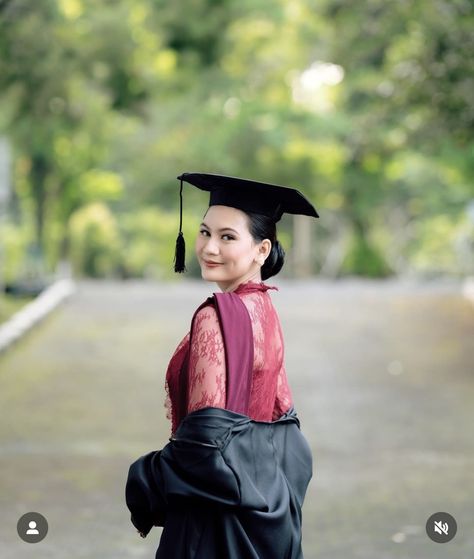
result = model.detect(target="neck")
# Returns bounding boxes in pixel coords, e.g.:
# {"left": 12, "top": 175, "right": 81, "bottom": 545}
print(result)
{"left": 218, "top": 269, "right": 262, "bottom": 293}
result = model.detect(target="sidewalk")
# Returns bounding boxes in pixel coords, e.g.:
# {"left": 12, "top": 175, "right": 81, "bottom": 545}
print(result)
{"left": 0, "top": 278, "right": 472, "bottom": 558}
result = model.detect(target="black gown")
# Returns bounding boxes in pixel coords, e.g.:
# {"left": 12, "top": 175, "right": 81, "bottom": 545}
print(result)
{"left": 125, "top": 289, "right": 313, "bottom": 558}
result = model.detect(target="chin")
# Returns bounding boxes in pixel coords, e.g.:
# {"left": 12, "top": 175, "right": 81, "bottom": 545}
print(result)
{"left": 201, "top": 269, "right": 224, "bottom": 280}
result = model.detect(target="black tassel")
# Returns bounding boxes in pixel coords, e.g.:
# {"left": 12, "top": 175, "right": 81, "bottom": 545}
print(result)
{"left": 174, "top": 231, "right": 186, "bottom": 273}
{"left": 174, "top": 178, "right": 186, "bottom": 273}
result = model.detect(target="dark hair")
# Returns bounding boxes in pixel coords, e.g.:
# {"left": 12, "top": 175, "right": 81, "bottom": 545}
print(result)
{"left": 244, "top": 211, "right": 285, "bottom": 280}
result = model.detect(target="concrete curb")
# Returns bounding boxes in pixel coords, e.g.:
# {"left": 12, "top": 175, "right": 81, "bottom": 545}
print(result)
{"left": 0, "top": 278, "right": 77, "bottom": 355}
{"left": 462, "top": 276, "right": 474, "bottom": 306}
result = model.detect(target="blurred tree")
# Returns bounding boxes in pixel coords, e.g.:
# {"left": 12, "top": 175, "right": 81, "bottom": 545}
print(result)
{"left": 0, "top": 0, "right": 471, "bottom": 280}
{"left": 0, "top": 0, "right": 157, "bottom": 272}
{"left": 152, "top": 0, "right": 235, "bottom": 67}
{"left": 325, "top": 0, "right": 474, "bottom": 146}
{"left": 320, "top": 0, "right": 474, "bottom": 275}
{"left": 68, "top": 202, "right": 121, "bottom": 277}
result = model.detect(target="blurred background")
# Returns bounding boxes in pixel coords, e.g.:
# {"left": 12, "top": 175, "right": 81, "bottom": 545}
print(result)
{"left": 0, "top": 1, "right": 473, "bottom": 558}
{"left": 0, "top": 0, "right": 472, "bottom": 301}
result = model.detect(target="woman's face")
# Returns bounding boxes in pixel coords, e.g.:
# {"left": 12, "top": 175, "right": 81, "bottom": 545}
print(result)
{"left": 195, "top": 205, "right": 271, "bottom": 292}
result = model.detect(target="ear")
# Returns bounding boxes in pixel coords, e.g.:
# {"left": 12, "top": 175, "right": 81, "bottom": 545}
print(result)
{"left": 259, "top": 239, "right": 272, "bottom": 260}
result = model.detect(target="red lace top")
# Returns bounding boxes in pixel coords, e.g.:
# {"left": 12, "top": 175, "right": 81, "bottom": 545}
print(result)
{"left": 164, "top": 280, "right": 293, "bottom": 436}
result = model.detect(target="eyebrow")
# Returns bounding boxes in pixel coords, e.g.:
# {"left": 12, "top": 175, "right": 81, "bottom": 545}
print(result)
{"left": 200, "top": 222, "right": 239, "bottom": 234}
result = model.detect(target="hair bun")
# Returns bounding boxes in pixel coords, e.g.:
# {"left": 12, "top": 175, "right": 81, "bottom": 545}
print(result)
{"left": 244, "top": 211, "right": 285, "bottom": 280}
{"left": 261, "top": 239, "right": 285, "bottom": 281}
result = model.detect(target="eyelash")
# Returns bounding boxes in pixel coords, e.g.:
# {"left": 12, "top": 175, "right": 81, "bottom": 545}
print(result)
{"left": 199, "top": 230, "right": 235, "bottom": 241}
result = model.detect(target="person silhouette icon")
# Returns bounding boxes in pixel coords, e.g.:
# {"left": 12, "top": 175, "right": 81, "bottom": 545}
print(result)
{"left": 26, "top": 521, "right": 39, "bottom": 535}
{"left": 17, "top": 512, "right": 48, "bottom": 543}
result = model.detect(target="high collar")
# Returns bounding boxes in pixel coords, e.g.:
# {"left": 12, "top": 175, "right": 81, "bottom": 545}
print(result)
{"left": 232, "top": 280, "right": 279, "bottom": 295}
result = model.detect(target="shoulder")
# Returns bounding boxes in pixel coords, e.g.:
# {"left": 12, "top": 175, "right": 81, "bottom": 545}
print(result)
{"left": 189, "top": 303, "right": 225, "bottom": 360}
{"left": 194, "top": 302, "right": 219, "bottom": 324}
{"left": 192, "top": 303, "right": 222, "bottom": 339}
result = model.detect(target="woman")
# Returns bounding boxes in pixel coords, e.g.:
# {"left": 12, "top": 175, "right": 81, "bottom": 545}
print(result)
{"left": 126, "top": 172, "right": 319, "bottom": 559}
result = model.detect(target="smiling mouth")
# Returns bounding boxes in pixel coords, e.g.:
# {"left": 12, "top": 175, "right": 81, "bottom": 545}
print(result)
{"left": 203, "top": 260, "right": 222, "bottom": 266}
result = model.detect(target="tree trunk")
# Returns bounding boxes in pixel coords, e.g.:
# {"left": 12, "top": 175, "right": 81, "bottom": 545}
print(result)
{"left": 30, "top": 153, "right": 49, "bottom": 255}
{"left": 292, "top": 214, "right": 313, "bottom": 278}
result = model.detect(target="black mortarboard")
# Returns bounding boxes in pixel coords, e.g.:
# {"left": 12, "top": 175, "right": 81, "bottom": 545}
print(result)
{"left": 173, "top": 172, "right": 319, "bottom": 273}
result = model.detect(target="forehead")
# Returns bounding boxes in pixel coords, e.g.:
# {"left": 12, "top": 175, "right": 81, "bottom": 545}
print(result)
{"left": 203, "top": 205, "right": 249, "bottom": 230}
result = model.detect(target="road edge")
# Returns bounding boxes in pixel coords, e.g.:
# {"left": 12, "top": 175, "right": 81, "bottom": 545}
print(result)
{"left": 0, "top": 278, "right": 77, "bottom": 355}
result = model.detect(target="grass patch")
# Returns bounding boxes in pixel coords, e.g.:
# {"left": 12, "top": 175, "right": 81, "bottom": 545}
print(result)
{"left": 0, "top": 293, "right": 35, "bottom": 324}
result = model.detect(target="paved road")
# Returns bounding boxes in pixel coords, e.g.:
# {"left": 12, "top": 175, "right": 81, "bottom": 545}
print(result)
{"left": 0, "top": 278, "right": 472, "bottom": 558}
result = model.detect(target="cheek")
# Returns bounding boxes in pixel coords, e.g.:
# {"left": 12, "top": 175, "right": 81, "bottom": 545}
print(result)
{"left": 228, "top": 243, "right": 254, "bottom": 263}
{"left": 195, "top": 237, "right": 205, "bottom": 252}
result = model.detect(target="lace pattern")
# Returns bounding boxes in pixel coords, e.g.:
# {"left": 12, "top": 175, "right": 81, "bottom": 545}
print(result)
{"left": 164, "top": 281, "right": 293, "bottom": 435}
{"left": 187, "top": 306, "right": 227, "bottom": 412}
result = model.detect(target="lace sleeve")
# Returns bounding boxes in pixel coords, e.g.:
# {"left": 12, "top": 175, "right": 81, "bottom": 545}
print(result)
{"left": 187, "top": 305, "right": 226, "bottom": 414}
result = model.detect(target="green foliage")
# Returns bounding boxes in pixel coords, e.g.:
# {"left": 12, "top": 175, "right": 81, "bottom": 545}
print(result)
{"left": 409, "top": 213, "right": 474, "bottom": 277}
{"left": 117, "top": 207, "right": 201, "bottom": 279}
{"left": 68, "top": 203, "right": 121, "bottom": 277}
{"left": 340, "top": 236, "right": 393, "bottom": 278}
{"left": 0, "top": 0, "right": 472, "bottom": 281}
{"left": 0, "top": 220, "right": 32, "bottom": 283}
{"left": 0, "top": 293, "right": 34, "bottom": 324}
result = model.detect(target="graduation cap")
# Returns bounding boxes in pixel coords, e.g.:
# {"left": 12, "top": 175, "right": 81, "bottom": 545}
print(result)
{"left": 173, "top": 172, "right": 319, "bottom": 273}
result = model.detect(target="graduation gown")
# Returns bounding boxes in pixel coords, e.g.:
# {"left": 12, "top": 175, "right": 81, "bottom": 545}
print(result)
{"left": 125, "top": 288, "right": 313, "bottom": 558}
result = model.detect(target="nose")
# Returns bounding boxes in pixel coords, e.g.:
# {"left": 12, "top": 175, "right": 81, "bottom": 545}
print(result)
{"left": 202, "top": 236, "right": 220, "bottom": 255}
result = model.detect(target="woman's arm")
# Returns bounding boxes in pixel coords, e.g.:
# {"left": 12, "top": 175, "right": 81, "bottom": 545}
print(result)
{"left": 187, "top": 305, "right": 226, "bottom": 413}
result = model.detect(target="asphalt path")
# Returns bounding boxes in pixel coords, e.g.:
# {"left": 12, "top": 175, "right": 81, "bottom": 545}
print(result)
{"left": 0, "top": 278, "right": 472, "bottom": 558}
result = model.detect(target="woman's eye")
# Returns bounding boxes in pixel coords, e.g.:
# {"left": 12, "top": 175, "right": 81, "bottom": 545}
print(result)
{"left": 199, "top": 230, "right": 234, "bottom": 240}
